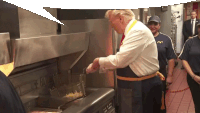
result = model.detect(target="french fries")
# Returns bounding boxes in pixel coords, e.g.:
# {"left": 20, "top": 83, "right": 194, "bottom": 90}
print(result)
{"left": 65, "top": 91, "right": 83, "bottom": 99}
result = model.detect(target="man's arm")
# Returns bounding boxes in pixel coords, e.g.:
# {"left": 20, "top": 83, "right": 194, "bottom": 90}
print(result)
{"left": 167, "top": 59, "right": 175, "bottom": 77}
{"left": 166, "top": 37, "right": 177, "bottom": 83}
{"left": 98, "top": 30, "right": 148, "bottom": 70}
{"left": 182, "top": 60, "right": 195, "bottom": 78}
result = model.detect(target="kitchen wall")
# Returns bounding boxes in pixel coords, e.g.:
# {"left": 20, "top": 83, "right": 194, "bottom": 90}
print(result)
{"left": 171, "top": 4, "right": 184, "bottom": 53}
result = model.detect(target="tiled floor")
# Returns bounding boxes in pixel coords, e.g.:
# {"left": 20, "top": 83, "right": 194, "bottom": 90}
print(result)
{"left": 166, "top": 60, "right": 195, "bottom": 113}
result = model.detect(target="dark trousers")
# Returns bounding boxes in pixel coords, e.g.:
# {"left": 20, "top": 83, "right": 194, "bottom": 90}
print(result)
{"left": 142, "top": 76, "right": 163, "bottom": 113}
{"left": 159, "top": 68, "right": 167, "bottom": 113}
{"left": 187, "top": 73, "right": 200, "bottom": 113}
{"left": 117, "top": 76, "right": 163, "bottom": 113}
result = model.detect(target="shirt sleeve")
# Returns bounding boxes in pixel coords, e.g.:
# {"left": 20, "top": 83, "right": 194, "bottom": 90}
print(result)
{"left": 178, "top": 39, "right": 193, "bottom": 61}
{"left": 166, "top": 37, "right": 177, "bottom": 60}
{"left": 99, "top": 29, "right": 148, "bottom": 70}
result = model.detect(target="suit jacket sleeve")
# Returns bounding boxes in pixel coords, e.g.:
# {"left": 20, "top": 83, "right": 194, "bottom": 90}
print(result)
{"left": 182, "top": 21, "right": 189, "bottom": 41}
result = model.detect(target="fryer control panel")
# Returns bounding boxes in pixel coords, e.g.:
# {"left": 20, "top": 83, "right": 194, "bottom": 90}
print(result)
{"left": 99, "top": 99, "right": 115, "bottom": 113}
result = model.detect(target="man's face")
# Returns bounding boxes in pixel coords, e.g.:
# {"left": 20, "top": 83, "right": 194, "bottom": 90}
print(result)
{"left": 191, "top": 12, "right": 197, "bottom": 19}
{"left": 148, "top": 21, "right": 160, "bottom": 34}
{"left": 109, "top": 13, "right": 124, "bottom": 34}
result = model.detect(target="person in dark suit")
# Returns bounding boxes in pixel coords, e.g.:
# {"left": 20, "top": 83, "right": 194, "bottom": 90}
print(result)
{"left": 181, "top": 11, "right": 200, "bottom": 70}
{"left": 182, "top": 10, "right": 200, "bottom": 43}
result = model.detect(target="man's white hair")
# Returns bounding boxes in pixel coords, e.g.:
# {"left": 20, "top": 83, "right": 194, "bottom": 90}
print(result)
{"left": 105, "top": 9, "right": 135, "bottom": 21}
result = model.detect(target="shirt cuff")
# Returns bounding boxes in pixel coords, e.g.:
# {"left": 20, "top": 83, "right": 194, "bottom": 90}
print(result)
{"left": 99, "top": 57, "right": 107, "bottom": 73}
{"left": 99, "top": 57, "right": 106, "bottom": 67}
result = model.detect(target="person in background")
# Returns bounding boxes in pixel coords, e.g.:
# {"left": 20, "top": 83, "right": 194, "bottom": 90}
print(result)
{"left": 179, "top": 22, "right": 200, "bottom": 113}
{"left": 147, "top": 16, "right": 177, "bottom": 113}
{"left": 182, "top": 10, "right": 200, "bottom": 43}
{"left": 86, "top": 9, "right": 165, "bottom": 113}
{"left": 182, "top": 11, "right": 200, "bottom": 70}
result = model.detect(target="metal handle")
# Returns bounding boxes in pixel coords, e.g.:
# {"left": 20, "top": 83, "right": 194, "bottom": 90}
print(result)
{"left": 81, "top": 81, "right": 86, "bottom": 97}
{"left": 83, "top": 67, "right": 87, "bottom": 74}
{"left": 57, "top": 106, "right": 62, "bottom": 113}
{"left": 80, "top": 67, "right": 87, "bottom": 97}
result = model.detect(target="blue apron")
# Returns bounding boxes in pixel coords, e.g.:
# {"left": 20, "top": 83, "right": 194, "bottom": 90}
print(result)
{"left": 117, "top": 66, "right": 163, "bottom": 113}
{"left": 117, "top": 66, "right": 143, "bottom": 113}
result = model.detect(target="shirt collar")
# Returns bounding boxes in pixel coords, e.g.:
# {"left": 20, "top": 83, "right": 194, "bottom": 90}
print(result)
{"left": 124, "top": 18, "right": 135, "bottom": 36}
{"left": 155, "top": 32, "right": 161, "bottom": 38}
{"left": 191, "top": 18, "right": 196, "bottom": 21}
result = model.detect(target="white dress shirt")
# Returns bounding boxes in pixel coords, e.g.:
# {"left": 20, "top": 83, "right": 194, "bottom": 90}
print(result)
{"left": 99, "top": 19, "right": 160, "bottom": 77}
{"left": 191, "top": 18, "right": 196, "bottom": 35}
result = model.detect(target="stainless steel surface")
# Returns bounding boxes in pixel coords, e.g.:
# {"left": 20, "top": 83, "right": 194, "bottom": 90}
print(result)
{"left": 132, "top": 9, "right": 140, "bottom": 20}
{"left": 48, "top": 81, "right": 85, "bottom": 98}
{"left": 140, "top": 9, "right": 144, "bottom": 23}
{"left": 62, "top": 88, "right": 115, "bottom": 113}
{"left": 43, "top": 7, "right": 57, "bottom": 19}
{"left": 69, "top": 50, "right": 87, "bottom": 70}
{"left": 24, "top": 87, "right": 114, "bottom": 113}
{"left": 0, "top": 32, "right": 12, "bottom": 65}
{"left": 11, "top": 59, "right": 57, "bottom": 75}
{"left": 80, "top": 68, "right": 87, "bottom": 97}
{"left": 18, "top": 7, "right": 57, "bottom": 38}
{"left": 11, "top": 32, "right": 90, "bottom": 67}
{"left": 171, "top": 12, "right": 177, "bottom": 53}
{"left": 8, "top": 62, "right": 57, "bottom": 103}
{"left": 35, "top": 96, "right": 69, "bottom": 109}
{"left": 0, "top": 3, "right": 57, "bottom": 39}
{"left": 58, "top": 10, "right": 107, "bottom": 21}
{"left": 112, "top": 30, "right": 119, "bottom": 106}
{"left": 0, "top": 2, "right": 20, "bottom": 39}
{"left": 67, "top": 50, "right": 88, "bottom": 96}
{"left": 60, "top": 19, "right": 114, "bottom": 88}
{"left": 29, "top": 108, "right": 61, "bottom": 113}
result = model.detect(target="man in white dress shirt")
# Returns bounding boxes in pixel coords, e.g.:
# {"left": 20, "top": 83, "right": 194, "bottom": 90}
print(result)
{"left": 86, "top": 9, "right": 163, "bottom": 113}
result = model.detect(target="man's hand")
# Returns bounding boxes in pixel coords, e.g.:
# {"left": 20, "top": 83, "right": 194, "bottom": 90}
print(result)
{"left": 166, "top": 73, "right": 173, "bottom": 88}
{"left": 92, "top": 58, "right": 100, "bottom": 70}
{"left": 193, "top": 75, "right": 200, "bottom": 84}
{"left": 86, "top": 63, "right": 98, "bottom": 74}
{"left": 86, "top": 58, "right": 100, "bottom": 74}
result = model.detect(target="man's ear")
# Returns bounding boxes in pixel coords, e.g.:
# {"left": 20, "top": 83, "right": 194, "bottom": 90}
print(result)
{"left": 158, "top": 24, "right": 161, "bottom": 29}
{"left": 108, "top": 11, "right": 113, "bottom": 19}
{"left": 119, "top": 15, "right": 124, "bottom": 24}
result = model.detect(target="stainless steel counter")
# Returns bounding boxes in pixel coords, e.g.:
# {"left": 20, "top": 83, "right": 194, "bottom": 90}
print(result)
{"left": 62, "top": 88, "right": 115, "bottom": 113}
{"left": 28, "top": 88, "right": 115, "bottom": 113}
